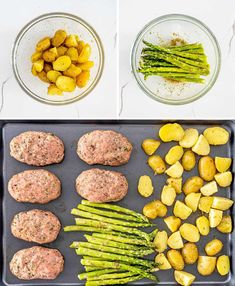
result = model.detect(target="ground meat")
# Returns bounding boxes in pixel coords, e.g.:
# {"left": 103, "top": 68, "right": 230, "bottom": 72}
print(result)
{"left": 76, "top": 168, "right": 128, "bottom": 202}
{"left": 77, "top": 130, "right": 133, "bottom": 166}
{"left": 9, "top": 246, "right": 64, "bottom": 280}
{"left": 11, "top": 209, "right": 61, "bottom": 244}
{"left": 10, "top": 131, "right": 64, "bottom": 166}
{"left": 8, "top": 169, "right": 61, "bottom": 204}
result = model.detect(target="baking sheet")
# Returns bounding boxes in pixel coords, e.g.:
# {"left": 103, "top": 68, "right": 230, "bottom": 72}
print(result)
{"left": 0, "top": 120, "right": 235, "bottom": 286}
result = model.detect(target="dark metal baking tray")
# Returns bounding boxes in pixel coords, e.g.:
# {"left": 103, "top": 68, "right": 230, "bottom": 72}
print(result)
{"left": 0, "top": 120, "right": 235, "bottom": 286}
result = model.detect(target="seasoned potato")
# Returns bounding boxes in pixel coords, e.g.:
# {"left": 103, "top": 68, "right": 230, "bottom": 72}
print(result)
{"left": 77, "top": 40, "right": 85, "bottom": 54}
{"left": 212, "top": 196, "right": 234, "bottom": 211}
{"left": 197, "top": 256, "right": 216, "bottom": 276}
{"left": 174, "top": 201, "right": 192, "bottom": 220}
{"left": 65, "top": 34, "right": 78, "bottom": 47}
{"left": 179, "top": 223, "right": 200, "bottom": 242}
{"left": 33, "top": 59, "right": 44, "bottom": 72}
{"left": 205, "top": 239, "right": 223, "bottom": 256}
{"left": 42, "top": 49, "right": 57, "bottom": 62}
{"left": 181, "top": 242, "right": 198, "bottom": 264}
{"left": 47, "top": 84, "right": 63, "bottom": 95}
{"left": 215, "top": 157, "right": 232, "bottom": 173}
{"left": 159, "top": 123, "right": 184, "bottom": 142}
{"left": 56, "top": 76, "right": 76, "bottom": 92}
{"left": 167, "top": 249, "right": 184, "bottom": 270}
{"left": 66, "top": 47, "right": 79, "bottom": 62}
{"left": 52, "top": 30, "right": 67, "bottom": 47}
{"left": 196, "top": 216, "right": 210, "bottom": 236}
{"left": 142, "top": 139, "right": 160, "bottom": 155}
{"left": 209, "top": 208, "right": 223, "bottom": 228}
{"left": 37, "top": 71, "right": 50, "bottom": 83}
{"left": 198, "top": 156, "right": 216, "bottom": 181}
{"left": 203, "top": 127, "right": 229, "bottom": 145}
{"left": 44, "top": 63, "right": 53, "bottom": 73}
{"left": 179, "top": 128, "right": 199, "bottom": 148}
{"left": 185, "top": 193, "right": 201, "bottom": 212}
{"left": 153, "top": 230, "right": 168, "bottom": 253}
{"left": 198, "top": 196, "right": 213, "bottom": 213}
{"left": 165, "top": 145, "right": 184, "bottom": 165}
{"left": 63, "top": 64, "right": 82, "bottom": 78}
{"left": 76, "top": 71, "right": 90, "bottom": 88}
{"left": 143, "top": 200, "right": 167, "bottom": 219}
{"left": 78, "top": 44, "right": 91, "bottom": 63}
{"left": 165, "top": 161, "right": 183, "bottom": 178}
{"left": 36, "top": 37, "right": 51, "bottom": 52}
{"left": 214, "top": 172, "right": 232, "bottom": 187}
{"left": 217, "top": 255, "right": 230, "bottom": 276}
{"left": 31, "top": 65, "right": 37, "bottom": 76}
{"left": 182, "top": 150, "right": 196, "bottom": 171}
{"left": 183, "top": 176, "right": 204, "bottom": 195}
{"left": 161, "top": 185, "right": 176, "bottom": 206}
{"left": 168, "top": 231, "right": 184, "bottom": 249}
{"left": 53, "top": 55, "right": 71, "bottom": 71}
{"left": 138, "top": 175, "right": 154, "bottom": 197}
{"left": 57, "top": 46, "right": 68, "bottom": 56}
{"left": 78, "top": 61, "right": 94, "bottom": 70}
{"left": 167, "top": 177, "right": 182, "bottom": 194}
{"left": 31, "top": 51, "right": 42, "bottom": 62}
{"left": 217, "top": 215, "right": 232, "bottom": 233}
{"left": 47, "top": 70, "right": 61, "bottom": 83}
{"left": 174, "top": 270, "right": 195, "bottom": 286}
{"left": 192, "top": 134, "right": 210, "bottom": 156}
{"left": 164, "top": 216, "right": 181, "bottom": 232}
{"left": 148, "top": 155, "right": 166, "bottom": 174}
{"left": 155, "top": 253, "right": 171, "bottom": 270}
{"left": 200, "top": 181, "right": 218, "bottom": 196}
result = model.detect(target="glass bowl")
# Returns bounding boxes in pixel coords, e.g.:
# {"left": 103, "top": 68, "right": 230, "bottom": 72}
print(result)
{"left": 12, "top": 12, "right": 104, "bottom": 105}
{"left": 131, "top": 14, "right": 221, "bottom": 105}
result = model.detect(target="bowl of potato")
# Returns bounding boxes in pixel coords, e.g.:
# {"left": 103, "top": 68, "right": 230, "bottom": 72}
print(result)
{"left": 12, "top": 12, "right": 104, "bottom": 105}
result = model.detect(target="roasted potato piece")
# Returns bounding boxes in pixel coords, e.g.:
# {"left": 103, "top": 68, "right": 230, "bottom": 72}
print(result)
{"left": 57, "top": 46, "right": 68, "bottom": 56}
{"left": 53, "top": 55, "right": 71, "bottom": 71}
{"left": 174, "top": 270, "right": 195, "bottom": 286}
{"left": 31, "top": 65, "right": 37, "bottom": 76}
{"left": 37, "top": 71, "right": 50, "bottom": 83}
{"left": 167, "top": 249, "right": 184, "bottom": 270}
{"left": 198, "top": 156, "right": 216, "bottom": 181}
{"left": 47, "top": 70, "right": 61, "bottom": 83}
{"left": 212, "top": 196, "right": 234, "bottom": 211}
{"left": 65, "top": 34, "right": 78, "bottom": 47}
{"left": 77, "top": 40, "right": 85, "bottom": 54}
{"left": 197, "top": 256, "right": 216, "bottom": 276}
{"left": 174, "top": 201, "right": 192, "bottom": 220}
{"left": 155, "top": 253, "right": 171, "bottom": 270}
{"left": 185, "top": 193, "right": 201, "bottom": 212}
{"left": 148, "top": 155, "right": 166, "bottom": 174}
{"left": 215, "top": 157, "right": 232, "bottom": 173}
{"left": 143, "top": 200, "right": 167, "bottom": 219}
{"left": 66, "top": 47, "right": 79, "bottom": 62}
{"left": 168, "top": 231, "right": 184, "bottom": 250}
{"left": 192, "top": 134, "right": 210, "bottom": 156}
{"left": 165, "top": 161, "right": 183, "bottom": 178}
{"left": 36, "top": 37, "right": 51, "bottom": 52}
{"left": 42, "top": 48, "right": 57, "bottom": 62}
{"left": 165, "top": 145, "right": 184, "bottom": 165}
{"left": 33, "top": 59, "right": 44, "bottom": 72}
{"left": 47, "top": 84, "right": 63, "bottom": 95}
{"left": 214, "top": 172, "right": 232, "bottom": 187}
{"left": 164, "top": 216, "right": 181, "bottom": 232}
{"left": 209, "top": 208, "right": 223, "bottom": 228}
{"left": 159, "top": 123, "right": 184, "bottom": 142}
{"left": 167, "top": 177, "right": 182, "bottom": 194}
{"left": 78, "top": 44, "right": 91, "bottom": 63}
{"left": 31, "top": 51, "right": 42, "bottom": 62}
{"left": 78, "top": 61, "right": 94, "bottom": 70}
{"left": 179, "top": 128, "right": 199, "bottom": 148}
{"left": 182, "top": 150, "right": 196, "bottom": 171}
{"left": 181, "top": 242, "right": 198, "bottom": 264}
{"left": 196, "top": 216, "right": 210, "bottom": 236}
{"left": 44, "top": 63, "right": 53, "bottom": 73}
{"left": 217, "top": 215, "right": 232, "bottom": 233}
{"left": 200, "top": 181, "right": 218, "bottom": 196}
{"left": 203, "top": 127, "right": 229, "bottom": 145}
{"left": 153, "top": 230, "right": 168, "bottom": 253}
{"left": 205, "top": 239, "right": 223, "bottom": 256}
{"left": 56, "top": 76, "right": 76, "bottom": 92}
{"left": 198, "top": 196, "right": 213, "bottom": 213}
{"left": 217, "top": 255, "right": 230, "bottom": 276}
{"left": 183, "top": 176, "right": 204, "bottom": 195}
{"left": 179, "top": 223, "right": 200, "bottom": 242}
{"left": 76, "top": 70, "right": 90, "bottom": 88}
{"left": 138, "top": 175, "right": 154, "bottom": 197}
{"left": 52, "top": 29, "right": 67, "bottom": 47}
{"left": 161, "top": 185, "right": 176, "bottom": 206}
{"left": 63, "top": 64, "right": 82, "bottom": 78}
{"left": 142, "top": 139, "right": 160, "bottom": 155}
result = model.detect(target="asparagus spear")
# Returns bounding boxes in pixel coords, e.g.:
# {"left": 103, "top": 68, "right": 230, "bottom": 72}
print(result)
{"left": 139, "top": 71, "right": 201, "bottom": 79}
{"left": 165, "top": 43, "right": 203, "bottom": 51}
{"left": 138, "top": 67, "right": 190, "bottom": 73}
{"left": 81, "top": 200, "right": 148, "bottom": 223}
{"left": 64, "top": 225, "right": 120, "bottom": 234}
{"left": 72, "top": 208, "right": 153, "bottom": 227}
{"left": 85, "top": 275, "right": 142, "bottom": 286}
{"left": 79, "top": 269, "right": 122, "bottom": 280}
{"left": 85, "top": 266, "right": 104, "bottom": 272}
{"left": 88, "top": 271, "right": 137, "bottom": 281}
{"left": 149, "top": 228, "right": 158, "bottom": 241}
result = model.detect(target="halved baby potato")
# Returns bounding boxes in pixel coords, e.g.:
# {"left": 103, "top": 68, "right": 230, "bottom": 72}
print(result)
{"left": 185, "top": 193, "right": 201, "bottom": 212}
{"left": 200, "top": 181, "right": 218, "bottom": 196}
{"left": 217, "top": 215, "right": 232, "bottom": 233}
{"left": 173, "top": 201, "right": 192, "bottom": 220}
{"left": 155, "top": 253, "right": 172, "bottom": 270}
{"left": 174, "top": 270, "right": 195, "bottom": 286}
{"left": 209, "top": 208, "right": 223, "bottom": 228}
{"left": 217, "top": 255, "right": 230, "bottom": 276}
{"left": 165, "top": 145, "right": 184, "bottom": 165}
{"left": 197, "top": 256, "right": 216, "bottom": 276}
{"left": 205, "top": 239, "right": 223, "bottom": 256}
{"left": 148, "top": 155, "right": 166, "bottom": 174}
{"left": 182, "top": 150, "right": 196, "bottom": 171}
{"left": 179, "top": 128, "right": 199, "bottom": 148}
{"left": 167, "top": 249, "right": 184, "bottom": 270}
{"left": 211, "top": 196, "right": 234, "bottom": 211}
{"left": 167, "top": 177, "right": 182, "bottom": 194}
{"left": 167, "top": 231, "right": 184, "bottom": 249}
{"left": 164, "top": 216, "right": 181, "bottom": 232}
{"left": 192, "top": 134, "right": 210, "bottom": 156}
{"left": 183, "top": 176, "right": 204, "bottom": 195}
{"left": 179, "top": 223, "right": 200, "bottom": 242}
{"left": 165, "top": 161, "right": 184, "bottom": 178}
{"left": 203, "top": 126, "right": 229, "bottom": 145}
{"left": 198, "top": 196, "right": 213, "bottom": 213}
{"left": 142, "top": 139, "right": 160, "bottom": 155}
{"left": 159, "top": 123, "right": 185, "bottom": 142}
{"left": 214, "top": 172, "right": 232, "bottom": 187}
{"left": 138, "top": 175, "right": 154, "bottom": 197}
{"left": 196, "top": 216, "right": 210, "bottom": 236}
{"left": 215, "top": 157, "right": 232, "bottom": 173}
{"left": 153, "top": 230, "right": 168, "bottom": 253}
{"left": 161, "top": 185, "right": 176, "bottom": 206}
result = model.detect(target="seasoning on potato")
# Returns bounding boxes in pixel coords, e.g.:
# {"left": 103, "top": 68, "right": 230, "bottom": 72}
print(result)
{"left": 198, "top": 196, "right": 213, "bottom": 213}
{"left": 138, "top": 175, "right": 154, "bottom": 197}
{"left": 31, "top": 29, "right": 94, "bottom": 95}
{"left": 214, "top": 171, "right": 232, "bottom": 187}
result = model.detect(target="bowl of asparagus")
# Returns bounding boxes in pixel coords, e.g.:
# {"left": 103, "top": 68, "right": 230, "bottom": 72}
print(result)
{"left": 131, "top": 14, "right": 221, "bottom": 105}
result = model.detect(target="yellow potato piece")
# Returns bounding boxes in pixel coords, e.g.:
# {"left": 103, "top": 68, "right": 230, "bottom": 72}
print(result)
{"left": 138, "top": 175, "right": 154, "bottom": 197}
{"left": 31, "top": 65, "right": 37, "bottom": 76}
{"left": 159, "top": 123, "right": 185, "bottom": 142}
{"left": 78, "top": 44, "right": 91, "bottom": 63}
{"left": 56, "top": 76, "right": 76, "bottom": 92}
{"left": 33, "top": 59, "right": 44, "bottom": 72}
{"left": 174, "top": 270, "right": 195, "bottom": 286}
{"left": 47, "top": 70, "right": 61, "bottom": 83}
{"left": 198, "top": 156, "right": 216, "bottom": 181}
{"left": 165, "top": 145, "right": 184, "bottom": 165}
{"left": 217, "top": 255, "right": 230, "bottom": 276}
{"left": 173, "top": 201, "right": 192, "bottom": 220}
{"left": 167, "top": 177, "right": 182, "bottom": 194}
{"left": 77, "top": 40, "right": 86, "bottom": 54}
{"left": 167, "top": 231, "right": 184, "bottom": 250}
{"left": 167, "top": 249, "right": 184, "bottom": 270}
{"left": 155, "top": 253, "right": 171, "bottom": 270}
{"left": 161, "top": 185, "right": 176, "bottom": 206}
{"left": 179, "top": 223, "right": 200, "bottom": 242}
{"left": 200, "top": 181, "right": 218, "bottom": 196}
{"left": 179, "top": 128, "right": 199, "bottom": 148}
{"left": 63, "top": 64, "right": 82, "bottom": 78}
{"left": 66, "top": 47, "right": 79, "bottom": 62}
{"left": 142, "top": 139, "right": 160, "bottom": 155}
{"left": 198, "top": 196, "right": 213, "bottom": 213}
{"left": 185, "top": 193, "right": 201, "bottom": 212}
{"left": 65, "top": 34, "right": 78, "bottom": 47}
{"left": 197, "top": 256, "right": 216, "bottom": 276}
{"left": 205, "top": 239, "right": 223, "bottom": 256}
{"left": 164, "top": 216, "right": 181, "bottom": 232}
{"left": 165, "top": 161, "right": 183, "bottom": 178}
{"left": 182, "top": 150, "right": 196, "bottom": 171}
{"left": 148, "top": 155, "right": 166, "bottom": 174}
{"left": 209, "top": 208, "right": 223, "bottom": 228}
{"left": 217, "top": 215, "right": 232, "bottom": 233}
{"left": 196, "top": 216, "right": 210, "bottom": 236}
{"left": 142, "top": 200, "right": 167, "bottom": 219}
{"left": 215, "top": 157, "right": 232, "bottom": 173}
{"left": 76, "top": 71, "right": 90, "bottom": 88}
{"left": 47, "top": 84, "right": 63, "bottom": 95}
{"left": 57, "top": 46, "right": 68, "bottom": 56}
{"left": 53, "top": 55, "right": 72, "bottom": 71}
{"left": 52, "top": 29, "right": 67, "bottom": 47}
{"left": 203, "top": 127, "right": 229, "bottom": 145}
{"left": 153, "top": 230, "right": 168, "bottom": 253}
{"left": 214, "top": 172, "right": 232, "bottom": 187}
{"left": 181, "top": 243, "right": 198, "bottom": 265}
{"left": 192, "top": 134, "right": 210, "bottom": 156}
{"left": 31, "top": 51, "right": 42, "bottom": 62}
{"left": 36, "top": 37, "right": 51, "bottom": 52}
{"left": 42, "top": 48, "right": 58, "bottom": 62}
{"left": 78, "top": 61, "right": 94, "bottom": 70}
{"left": 183, "top": 176, "right": 204, "bottom": 195}
{"left": 212, "top": 196, "right": 234, "bottom": 211}
{"left": 44, "top": 63, "right": 52, "bottom": 73}
{"left": 37, "top": 71, "right": 50, "bottom": 83}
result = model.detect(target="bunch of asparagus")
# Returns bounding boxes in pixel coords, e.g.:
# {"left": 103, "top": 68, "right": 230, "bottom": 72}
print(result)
{"left": 64, "top": 200, "right": 159, "bottom": 285}
{"left": 138, "top": 40, "right": 210, "bottom": 83}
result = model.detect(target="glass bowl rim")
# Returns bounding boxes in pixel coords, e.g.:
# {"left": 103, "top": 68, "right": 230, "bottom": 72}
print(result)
{"left": 131, "top": 13, "right": 221, "bottom": 105}
{"left": 12, "top": 12, "right": 104, "bottom": 106}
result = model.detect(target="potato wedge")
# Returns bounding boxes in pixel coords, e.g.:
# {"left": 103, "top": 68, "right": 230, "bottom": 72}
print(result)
{"left": 153, "top": 230, "right": 168, "bottom": 253}
{"left": 214, "top": 172, "right": 232, "bottom": 187}
{"left": 205, "top": 239, "right": 223, "bottom": 256}
{"left": 174, "top": 201, "right": 192, "bottom": 220}
{"left": 185, "top": 193, "right": 201, "bottom": 212}
{"left": 161, "top": 185, "right": 176, "bottom": 206}
{"left": 66, "top": 47, "right": 79, "bottom": 62}
{"left": 33, "top": 59, "right": 44, "bottom": 72}
{"left": 143, "top": 200, "right": 167, "bottom": 219}
{"left": 167, "top": 177, "right": 182, "bottom": 194}
{"left": 192, "top": 134, "right": 210, "bottom": 156}
{"left": 174, "top": 270, "right": 195, "bottom": 286}
{"left": 165, "top": 145, "right": 184, "bottom": 165}
{"left": 56, "top": 76, "right": 76, "bottom": 92}
{"left": 167, "top": 249, "right": 184, "bottom": 270}
{"left": 181, "top": 242, "right": 198, "bottom": 265}
{"left": 63, "top": 64, "right": 82, "bottom": 78}
{"left": 52, "top": 30, "right": 67, "bottom": 47}
{"left": 78, "top": 61, "right": 94, "bottom": 71}
{"left": 167, "top": 231, "right": 184, "bottom": 249}
{"left": 165, "top": 161, "right": 184, "bottom": 178}
{"left": 198, "top": 196, "right": 213, "bottom": 213}
{"left": 217, "top": 215, "right": 232, "bottom": 233}
{"left": 159, "top": 123, "right": 185, "bottom": 142}
{"left": 183, "top": 176, "right": 204, "bottom": 195}
{"left": 31, "top": 51, "right": 42, "bottom": 62}
{"left": 65, "top": 34, "right": 78, "bottom": 47}
{"left": 217, "top": 255, "right": 230, "bottom": 276}
{"left": 37, "top": 71, "right": 50, "bottom": 83}
{"left": 155, "top": 253, "right": 172, "bottom": 270}
{"left": 36, "top": 37, "right": 51, "bottom": 52}
{"left": 179, "top": 223, "right": 200, "bottom": 242}
{"left": 203, "top": 127, "right": 229, "bottom": 145}
{"left": 78, "top": 44, "right": 91, "bottom": 63}
{"left": 211, "top": 196, "right": 234, "bottom": 211}
{"left": 200, "top": 181, "right": 218, "bottom": 196}
{"left": 198, "top": 156, "right": 216, "bottom": 181}
{"left": 179, "top": 128, "right": 199, "bottom": 148}
{"left": 148, "top": 155, "right": 166, "bottom": 174}
{"left": 215, "top": 157, "right": 232, "bottom": 173}
{"left": 209, "top": 208, "right": 223, "bottom": 228}
{"left": 47, "top": 70, "right": 61, "bottom": 83}
{"left": 57, "top": 46, "right": 68, "bottom": 56}
{"left": 42, "top": 49, "right": 57, "bottom": 62}
{"left": 142, "top": 139, "right": 160, "bottom": 155}
{"left": 197, "top": 256, "right": 216, "bottom": 276}
{"left": 182, "top": 150, "right": 196, "bottom": 171}
{"left": 53, "top": 55, "right": 71, "bottom": 71}
{"left": 164, "top": 216, "right": 181, "bottom": 232}
{"left": 138, "top": 175, "right": 154, "bottom": 198}
{"left": 196, "top": 216, "right": 210, "bottom": 236}
{"left": 47, "top": 84, "right": 63, "bottom": 95}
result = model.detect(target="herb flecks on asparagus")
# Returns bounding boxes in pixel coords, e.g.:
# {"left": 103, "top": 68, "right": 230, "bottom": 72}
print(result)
{"left": 138, "top": 40, "right": 210, "bottom": 83}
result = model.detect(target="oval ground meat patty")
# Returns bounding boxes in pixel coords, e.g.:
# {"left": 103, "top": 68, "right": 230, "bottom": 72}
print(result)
{"left": 77, "top": 130, "right": 133, "bottom": 166}
{"left": 10, "top": 246, "right": 64, "bottom": 280}
{"left": 10, "top": 131, "right": 64, "bottom": 166}
{"left": 11, "top": 209, "right": 61, "bottom": 244}
{"left": 8, "top": 169, "right": 61, "bottom": 204}
{"left": 76, "top": 168, "right": 128, "bottom": 202}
